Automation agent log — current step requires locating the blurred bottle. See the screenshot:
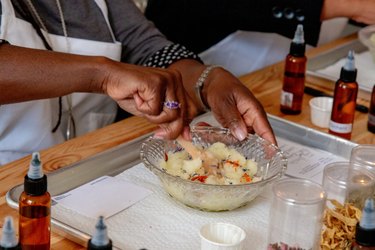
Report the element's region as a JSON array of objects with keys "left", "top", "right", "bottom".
[
  {"left": 87, "top": 216, "right": 112, "bottom": 250},
  {"left": 19, "top": 152, "right": 51, "bottom": 250},
  {"left": 280, "top": 24, "right": 307, "bottom": 115},
  {"left": 329, "top": 50, "right": 358, "bottom": 140},
  {"left": 0, "top": 216, "right": 20, "bottom": 250},
  {"left": 368, "top": 85, "right": 375, "bottom": 133},
  {"left": 352, "top": 198, "right": 375, "bottom": 249}
]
